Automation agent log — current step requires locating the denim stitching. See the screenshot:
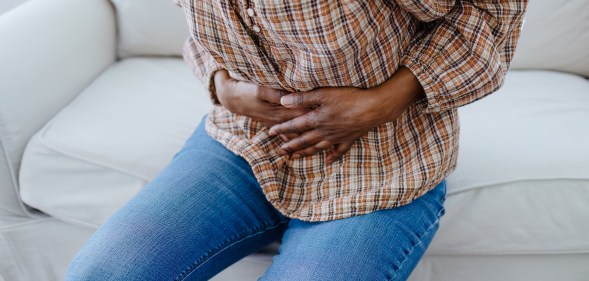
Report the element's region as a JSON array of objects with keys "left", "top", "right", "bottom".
[
  {"left": 385, "top": 204, "right": 446, "bottom": 281},
  {"left": 175, "top": 219, "right": 289, "bottom": 281}
]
